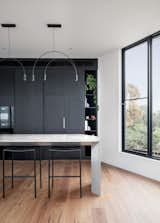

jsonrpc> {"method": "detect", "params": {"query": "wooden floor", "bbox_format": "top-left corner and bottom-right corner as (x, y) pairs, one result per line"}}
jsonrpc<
(0, 160), (160, 223)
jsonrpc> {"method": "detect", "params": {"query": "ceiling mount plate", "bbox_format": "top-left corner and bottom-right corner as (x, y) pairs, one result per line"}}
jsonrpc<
(47, 24), (62, 28)
(1, 24), (16, 28)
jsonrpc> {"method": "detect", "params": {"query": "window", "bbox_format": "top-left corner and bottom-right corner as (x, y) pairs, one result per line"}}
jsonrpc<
(122, 31), (160, 160)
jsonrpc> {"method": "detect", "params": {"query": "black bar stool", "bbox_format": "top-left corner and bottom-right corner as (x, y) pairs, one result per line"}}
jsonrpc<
(48, 146), (82, 198)
(2, 148), (37, 199)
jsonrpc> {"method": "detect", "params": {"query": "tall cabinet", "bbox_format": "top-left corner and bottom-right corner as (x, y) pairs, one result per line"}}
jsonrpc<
(0, 67), (14, 106)
(14, 67), (43, 133)
(44, 66), (85, 133)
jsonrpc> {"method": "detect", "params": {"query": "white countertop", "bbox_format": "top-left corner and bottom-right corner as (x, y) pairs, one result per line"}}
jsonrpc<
(0, 134), (99, 147)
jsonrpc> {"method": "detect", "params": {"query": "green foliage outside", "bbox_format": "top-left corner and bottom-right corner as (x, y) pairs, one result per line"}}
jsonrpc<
(126, 84), (160, 156)
(152, 111), (160, 153)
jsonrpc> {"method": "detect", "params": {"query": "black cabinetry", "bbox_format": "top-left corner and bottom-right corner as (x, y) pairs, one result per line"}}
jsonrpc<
(14, 67), (43, 133)
(44, 66), (85, 133)
(0, 59), (98, 159)
(0, 67), (14, 106)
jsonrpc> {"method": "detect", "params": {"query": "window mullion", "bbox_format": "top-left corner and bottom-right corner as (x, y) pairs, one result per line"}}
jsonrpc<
(147, 38), (152, 157)
(122, 49), (126, 152)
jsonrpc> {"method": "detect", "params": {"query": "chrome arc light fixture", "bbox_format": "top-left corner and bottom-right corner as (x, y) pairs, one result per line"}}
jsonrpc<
(0, 24), (27, 81)
(32, 24), (79, 82)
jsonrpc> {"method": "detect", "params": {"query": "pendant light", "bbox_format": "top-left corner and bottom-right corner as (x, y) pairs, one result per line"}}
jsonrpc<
(32, 24), (78, 82)
(0, 24), (27, 81)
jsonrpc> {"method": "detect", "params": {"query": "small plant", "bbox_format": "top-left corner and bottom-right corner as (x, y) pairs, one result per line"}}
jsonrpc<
(86, 73), (96, 105)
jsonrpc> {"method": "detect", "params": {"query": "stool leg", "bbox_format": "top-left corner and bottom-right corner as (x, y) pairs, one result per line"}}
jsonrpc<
(48, 151), (51, 198)
(39, 148), (42, 189)
(34, 150), (37, 199)
(79, 149), (82, 198)
(2, 150), (5, 198)
(11, 152), (14, 189)
(51, 157), (54, 189)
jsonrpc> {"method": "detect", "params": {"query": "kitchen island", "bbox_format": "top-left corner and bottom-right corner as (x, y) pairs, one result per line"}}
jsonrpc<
(0, 134), (101, 195)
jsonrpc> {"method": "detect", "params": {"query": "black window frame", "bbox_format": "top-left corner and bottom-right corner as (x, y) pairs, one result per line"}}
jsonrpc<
(122, 30), (160, 160)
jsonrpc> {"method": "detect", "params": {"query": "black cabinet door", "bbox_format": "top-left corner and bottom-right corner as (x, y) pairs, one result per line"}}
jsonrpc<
(44, 95), (65, 133)
(65, 96), (84, 133)
(0, 67), (14, 106)
(44, 65), (85, 133)
(14, 67), (43, 133)
(44, 66), (65, 133)
(64, 66), (85, 133)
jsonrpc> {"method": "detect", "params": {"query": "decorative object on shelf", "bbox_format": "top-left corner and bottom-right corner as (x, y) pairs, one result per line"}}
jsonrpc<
(85, 97), (90, 108)
(32, 24), (78, 82)
(88, 126), (91, 131)
(85, 120), (89, 131)
(85, 115), (96, 121)
(0, 24), (27, 81)
(91, 115), (96, 121)
(86, 116), (89, 120)
(86, 73), (97, 105)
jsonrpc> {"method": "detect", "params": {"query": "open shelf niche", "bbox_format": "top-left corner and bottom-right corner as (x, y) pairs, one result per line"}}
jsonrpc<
(85, 70), (98, 157)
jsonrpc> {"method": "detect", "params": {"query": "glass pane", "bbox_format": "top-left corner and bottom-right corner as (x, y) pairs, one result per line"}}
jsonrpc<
(125, 99), (147, 154)
(152, 36), (160, 158)
(125, 42), (148, 99)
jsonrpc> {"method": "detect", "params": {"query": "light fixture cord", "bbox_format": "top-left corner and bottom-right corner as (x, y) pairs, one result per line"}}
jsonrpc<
(52, 28), (56, 50)
(7, 27), (11, 57)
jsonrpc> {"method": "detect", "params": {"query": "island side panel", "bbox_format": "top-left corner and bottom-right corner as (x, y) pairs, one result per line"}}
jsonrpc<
(91, 143), (101, 195)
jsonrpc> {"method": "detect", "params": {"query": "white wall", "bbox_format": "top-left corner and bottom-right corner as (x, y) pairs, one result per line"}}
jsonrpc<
(98, 49), (160, 181)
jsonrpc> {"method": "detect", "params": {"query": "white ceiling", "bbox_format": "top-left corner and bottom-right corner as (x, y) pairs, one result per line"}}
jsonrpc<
(0, 0), (160, 58)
